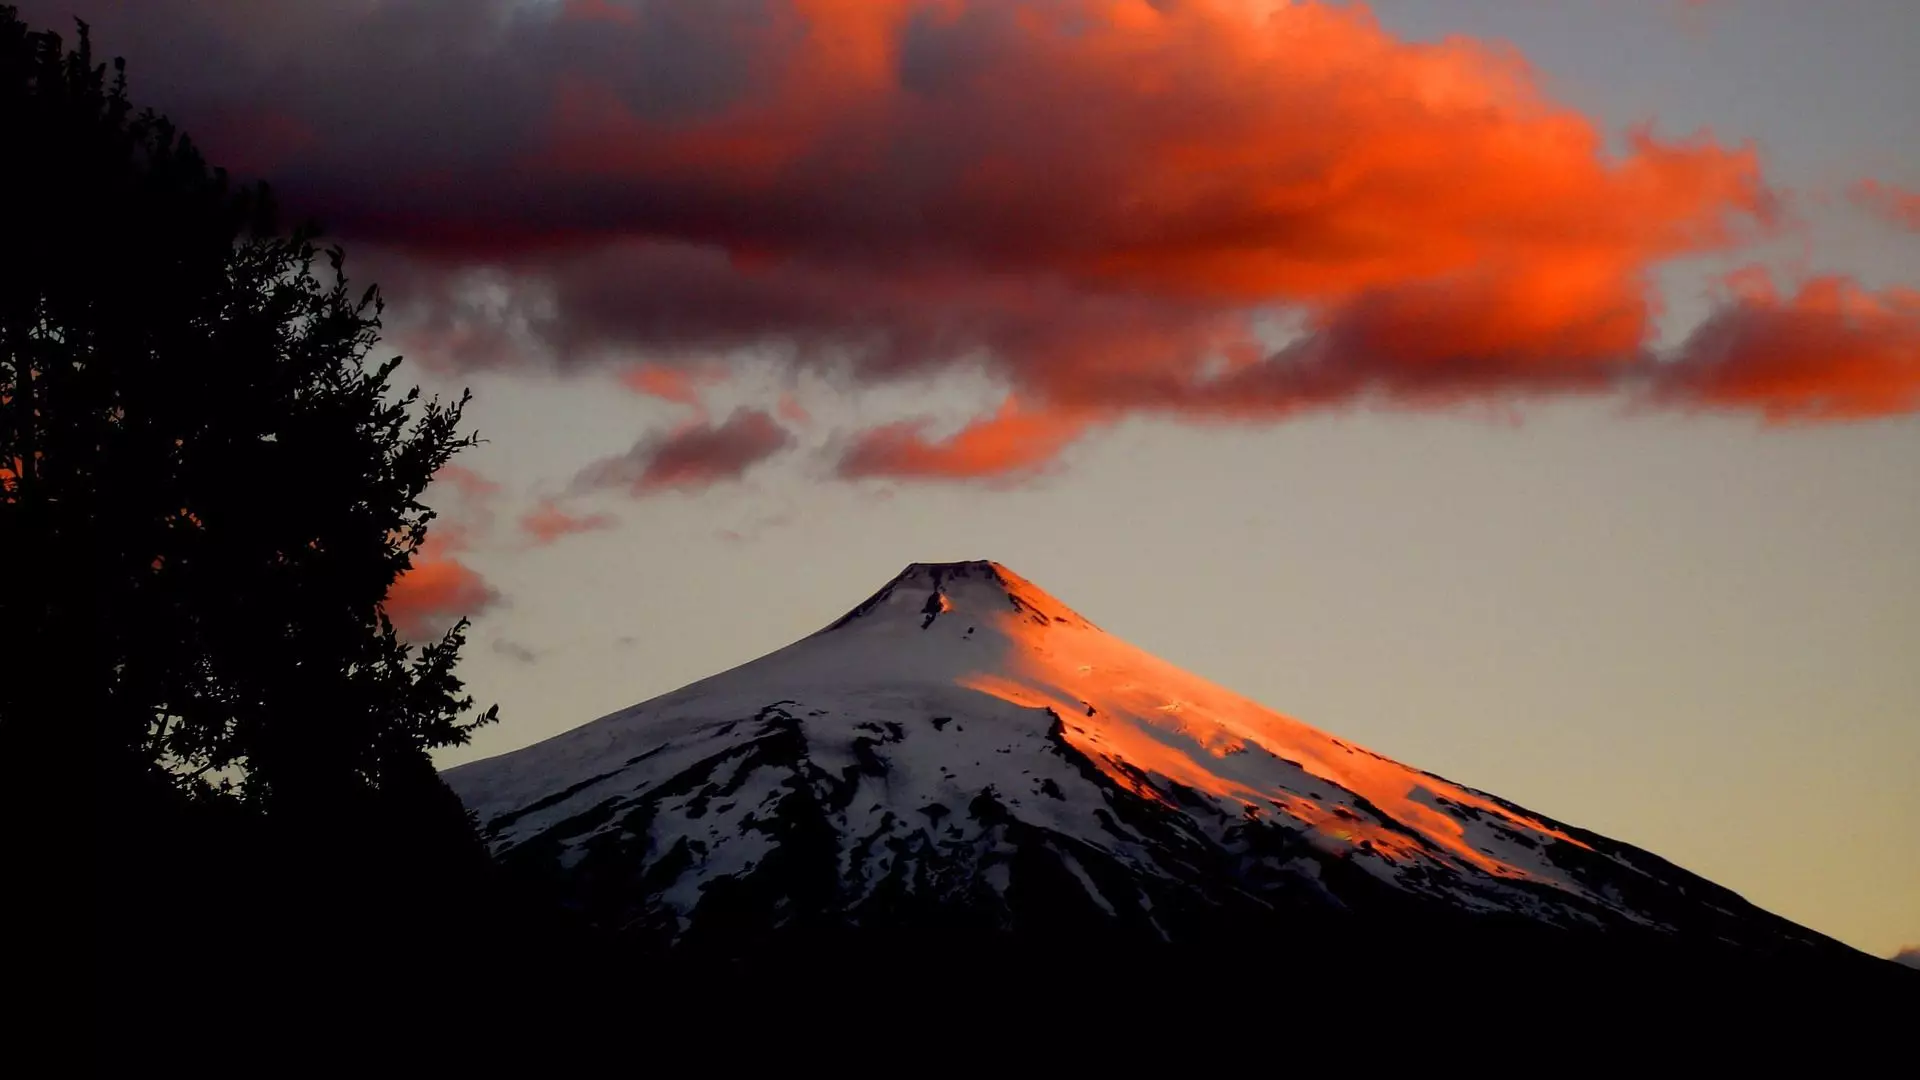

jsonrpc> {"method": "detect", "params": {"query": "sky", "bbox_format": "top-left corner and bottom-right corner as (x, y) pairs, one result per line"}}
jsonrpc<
(24, 0), (1916, 957)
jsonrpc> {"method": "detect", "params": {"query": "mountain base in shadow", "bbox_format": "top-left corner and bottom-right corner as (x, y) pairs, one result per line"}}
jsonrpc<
(97, 852), (1918, 1067)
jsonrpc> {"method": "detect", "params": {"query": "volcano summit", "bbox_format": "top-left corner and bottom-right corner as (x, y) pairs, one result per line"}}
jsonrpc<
(447, 561), (1875, 981)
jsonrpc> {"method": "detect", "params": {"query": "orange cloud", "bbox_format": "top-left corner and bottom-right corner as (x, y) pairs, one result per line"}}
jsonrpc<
(1654, 271), (1920, 421)
(1894, 946), (1920, 969)
(619, 364), (707, 406)
(533, 4), (1768, 298)
(84, 0), (1914, 483)
(777, 391), (811, 426)
(839, 397), (1092, 481)
(1849, 179), (1920, 233)
(576, 407), (795, 494)
(519, 499), (617, 545)
(382, 535), (500, 639)
(513, 0), (1780, 470)
(380, 462), (505, 637)
(434, 463), (501, 499)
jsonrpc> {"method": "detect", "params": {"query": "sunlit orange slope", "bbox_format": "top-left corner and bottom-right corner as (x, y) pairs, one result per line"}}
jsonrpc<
(951, 563), (1592, 879)
(809, 561), (1593, 892)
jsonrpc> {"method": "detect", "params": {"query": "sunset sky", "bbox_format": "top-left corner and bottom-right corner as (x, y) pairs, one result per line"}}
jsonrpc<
(29, 0), (1915, 958)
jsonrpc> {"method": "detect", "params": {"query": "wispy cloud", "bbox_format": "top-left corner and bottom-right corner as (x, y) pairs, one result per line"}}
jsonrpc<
(1849, 178), (1920, 233)
(619, 363), (710, 406)
(576, 408), (794, 494)
(839, 397), (1091, 482)
(491, 638), (540, 664)
(519, 499), (617, 545)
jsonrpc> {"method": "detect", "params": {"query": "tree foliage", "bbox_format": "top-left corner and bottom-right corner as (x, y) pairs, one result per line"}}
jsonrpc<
(0, 7), (495, 828)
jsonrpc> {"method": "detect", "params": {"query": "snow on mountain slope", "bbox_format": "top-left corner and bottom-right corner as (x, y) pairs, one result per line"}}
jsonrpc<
(444, 561), (1835, 951)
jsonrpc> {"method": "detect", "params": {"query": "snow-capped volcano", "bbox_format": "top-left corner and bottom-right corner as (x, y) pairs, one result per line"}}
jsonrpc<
(445, 561), (1837, 953)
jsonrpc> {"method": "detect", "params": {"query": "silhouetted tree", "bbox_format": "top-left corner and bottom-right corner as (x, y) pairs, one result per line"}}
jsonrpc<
(1, 9), (501, 1022)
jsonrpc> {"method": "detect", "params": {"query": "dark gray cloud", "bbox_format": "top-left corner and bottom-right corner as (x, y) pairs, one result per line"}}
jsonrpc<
(574, 408), (794, 494)
(491, 638), (540, 664)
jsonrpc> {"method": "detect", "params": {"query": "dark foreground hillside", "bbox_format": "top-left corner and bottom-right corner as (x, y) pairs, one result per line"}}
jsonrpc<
(96, 822), (1916, 1067)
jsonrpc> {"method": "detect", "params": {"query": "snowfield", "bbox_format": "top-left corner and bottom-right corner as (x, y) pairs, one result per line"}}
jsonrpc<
(445, 561), (1836, 951)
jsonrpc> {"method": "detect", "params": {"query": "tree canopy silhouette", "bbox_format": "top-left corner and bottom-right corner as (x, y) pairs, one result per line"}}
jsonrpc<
(2, 7), (495, 861)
